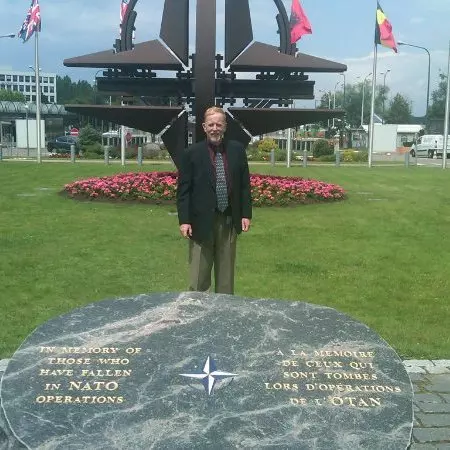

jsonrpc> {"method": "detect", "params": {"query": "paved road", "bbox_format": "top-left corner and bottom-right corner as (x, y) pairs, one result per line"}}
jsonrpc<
(1, 147), (449, 168)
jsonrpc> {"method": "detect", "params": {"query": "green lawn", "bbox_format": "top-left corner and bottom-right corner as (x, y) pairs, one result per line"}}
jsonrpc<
(1, 161), (449, 360)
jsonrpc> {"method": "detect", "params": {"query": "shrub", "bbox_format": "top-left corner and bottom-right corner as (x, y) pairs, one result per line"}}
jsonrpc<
(312, 139), (334, 158)
(83, 151), (102, 160)
(342, 150), (368, 163)
(317, 154), (336, 162)
(274, 148), (287, 161)
(108, 146), (137, 159)
(82, 143), (103, 156)
(353, 150), (368, 162)
(105, 144), (169, 160)
(142, 143), (169, 159)
(108, 146), (120, 159)
(78, 124), (101, 151)
(257, 138), (279, 153)
(246, 145), (263, 161)
(342, 150), (355, 162)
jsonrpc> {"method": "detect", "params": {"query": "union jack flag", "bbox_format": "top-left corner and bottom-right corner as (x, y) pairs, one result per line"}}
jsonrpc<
(18, 0), (41, 43)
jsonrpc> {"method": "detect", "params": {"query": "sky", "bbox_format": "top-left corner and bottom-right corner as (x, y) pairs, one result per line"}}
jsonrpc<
(0, 0), (449, 116)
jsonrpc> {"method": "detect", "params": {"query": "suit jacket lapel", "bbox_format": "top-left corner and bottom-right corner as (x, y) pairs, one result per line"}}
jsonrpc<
(225, 141), (237, 189)
(202, 140), (215, 189)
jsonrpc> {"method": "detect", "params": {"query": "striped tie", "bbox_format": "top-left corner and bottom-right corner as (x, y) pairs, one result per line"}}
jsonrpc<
(215, 151), (228, 212)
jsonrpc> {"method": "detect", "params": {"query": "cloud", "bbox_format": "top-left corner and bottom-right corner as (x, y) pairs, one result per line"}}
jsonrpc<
(409, 17), (424, 25)
(2, 0), (447, 117)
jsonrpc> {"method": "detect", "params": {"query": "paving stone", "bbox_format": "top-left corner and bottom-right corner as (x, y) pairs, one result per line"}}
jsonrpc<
(405, 360), (433, 366)
(404, 361), (430, 374)
(409, 444), (450, 450)
(432, 360), (450, 368)
(428, 366), (450, 375)
(414, 402), (450, 413)
(414, 393), (446, 403)
(413, 427), (450, 443)
(415, 413), (450, 427)
(409, 373), (428, 383)
(427, 375), (450, 393)
(407, 366), (428, 374)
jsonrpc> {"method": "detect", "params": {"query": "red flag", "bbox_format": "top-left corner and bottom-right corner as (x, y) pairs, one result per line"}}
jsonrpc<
(375, 2), (397, 53)
(290, 0), (312, 44)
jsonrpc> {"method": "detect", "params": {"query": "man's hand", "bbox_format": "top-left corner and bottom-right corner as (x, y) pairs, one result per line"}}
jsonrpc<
(180, 224), (192, 238)
(242, 218), (251, 232)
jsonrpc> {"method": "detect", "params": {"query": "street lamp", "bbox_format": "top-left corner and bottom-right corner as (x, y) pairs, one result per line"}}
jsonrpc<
(339, 73), (346, 108)
(332, 81), (343, 128)
(358, 73), (372, 127)
(318, 89), (332, 108)
(380, 69), (391, 123)
(28, 65), (42, 162)
(319, 89), (332, 128)
(0, 33), (15, 39)
(398, 41), (431, 119)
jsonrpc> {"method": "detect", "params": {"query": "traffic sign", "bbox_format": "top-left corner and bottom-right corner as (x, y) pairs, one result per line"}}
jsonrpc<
(69, 128), (79, 136)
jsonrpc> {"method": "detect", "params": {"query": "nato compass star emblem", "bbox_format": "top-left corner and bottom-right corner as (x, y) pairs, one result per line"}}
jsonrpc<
(180, 356), (238, 396)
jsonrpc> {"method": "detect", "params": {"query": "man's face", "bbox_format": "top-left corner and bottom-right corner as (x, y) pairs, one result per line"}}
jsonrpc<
(202, 112), (226, 145)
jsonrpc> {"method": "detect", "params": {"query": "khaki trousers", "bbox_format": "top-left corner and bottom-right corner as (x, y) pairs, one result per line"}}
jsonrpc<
(189, 212), (237, 294)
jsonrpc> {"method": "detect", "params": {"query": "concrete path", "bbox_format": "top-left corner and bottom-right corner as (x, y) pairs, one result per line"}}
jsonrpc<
(1, 359), (449, 448)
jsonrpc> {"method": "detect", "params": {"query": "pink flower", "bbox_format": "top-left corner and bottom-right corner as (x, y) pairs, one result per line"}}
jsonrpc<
(64, 171), (345, 206)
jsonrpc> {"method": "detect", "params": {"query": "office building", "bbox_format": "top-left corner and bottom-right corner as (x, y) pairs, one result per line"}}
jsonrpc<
(0, 69), (57, 103)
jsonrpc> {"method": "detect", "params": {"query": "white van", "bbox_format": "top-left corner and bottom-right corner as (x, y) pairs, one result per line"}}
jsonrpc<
(410, 135), (450, 158)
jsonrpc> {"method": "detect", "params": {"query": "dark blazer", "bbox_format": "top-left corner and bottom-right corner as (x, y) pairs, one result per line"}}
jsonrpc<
(177, 139), (252, 243)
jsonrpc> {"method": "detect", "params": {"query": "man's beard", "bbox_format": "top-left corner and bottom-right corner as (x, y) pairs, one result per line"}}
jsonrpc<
(208, 134), (223, 144)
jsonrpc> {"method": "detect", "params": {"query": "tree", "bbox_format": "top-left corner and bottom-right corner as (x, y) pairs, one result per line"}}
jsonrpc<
(78, 124), (101, 147)
(318, 83), (389, 128)
(385, 94), (412, 124)
(429, 73), (447, 118)
(0, 89), (26, 102)
(257, 137), (278, 153)
(78, 124), (102, 155)
(56, 75), (96, 104)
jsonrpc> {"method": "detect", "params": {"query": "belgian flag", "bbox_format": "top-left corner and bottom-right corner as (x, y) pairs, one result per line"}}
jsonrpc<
(375, 2), (397, 53)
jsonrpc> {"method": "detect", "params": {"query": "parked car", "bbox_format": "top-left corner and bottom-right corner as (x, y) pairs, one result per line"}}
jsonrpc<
(47, 136), (79, 153)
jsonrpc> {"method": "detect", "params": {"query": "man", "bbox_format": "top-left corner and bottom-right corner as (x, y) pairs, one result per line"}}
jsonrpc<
(177, 106), (252, 294)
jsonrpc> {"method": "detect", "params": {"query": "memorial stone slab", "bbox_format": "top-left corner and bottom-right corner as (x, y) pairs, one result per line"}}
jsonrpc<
(0, 406), (25, 450)
(0, 362), (25, 450)
(0, 292), (413, 449)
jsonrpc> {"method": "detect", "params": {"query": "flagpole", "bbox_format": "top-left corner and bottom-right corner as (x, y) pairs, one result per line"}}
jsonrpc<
(368, 44), (378, 168)
(443, 40), (450, 170)
(35, 29), (42, 163)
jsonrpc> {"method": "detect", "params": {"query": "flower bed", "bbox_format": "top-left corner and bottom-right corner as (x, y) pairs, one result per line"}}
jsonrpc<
(64, 172), (345, 206)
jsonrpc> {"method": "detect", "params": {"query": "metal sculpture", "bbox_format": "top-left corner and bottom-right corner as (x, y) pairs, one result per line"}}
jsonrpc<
(64, 0), (346, 167)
